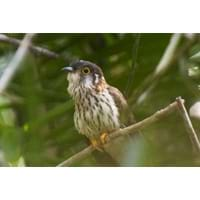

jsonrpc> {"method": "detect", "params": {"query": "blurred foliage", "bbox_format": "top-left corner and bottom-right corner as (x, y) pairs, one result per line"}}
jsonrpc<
(0, 33), (200, 166)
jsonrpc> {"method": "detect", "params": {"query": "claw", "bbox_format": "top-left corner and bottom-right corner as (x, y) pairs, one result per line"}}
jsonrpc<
(90, 138), (103, 152)
(100, 132), (109, 144)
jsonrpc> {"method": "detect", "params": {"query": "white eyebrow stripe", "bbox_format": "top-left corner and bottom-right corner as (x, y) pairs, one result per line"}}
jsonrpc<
(94, 73), (99, 84)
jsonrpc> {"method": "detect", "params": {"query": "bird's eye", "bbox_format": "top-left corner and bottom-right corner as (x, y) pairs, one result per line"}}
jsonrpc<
(82, 67), (90, 74)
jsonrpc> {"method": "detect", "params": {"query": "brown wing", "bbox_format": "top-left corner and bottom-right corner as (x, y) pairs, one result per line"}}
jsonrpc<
(107, 85), (135, 126)
(105, 85), (136, 163)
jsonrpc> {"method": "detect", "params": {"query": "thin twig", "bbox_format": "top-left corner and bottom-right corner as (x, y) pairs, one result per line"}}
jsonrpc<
(176, 97), (200, 152)
(0, 34), (59, 59)
(125, 34), (140, 97)
(0, 33), (35, 93)
(57, 98), (180, 167)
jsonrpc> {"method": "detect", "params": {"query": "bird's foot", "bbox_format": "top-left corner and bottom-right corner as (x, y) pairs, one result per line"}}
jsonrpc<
(90, 139), (103, 152)
(100, 132), (110, 144)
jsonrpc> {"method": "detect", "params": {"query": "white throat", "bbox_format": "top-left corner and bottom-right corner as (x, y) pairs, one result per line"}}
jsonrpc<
(67, 73), (94, 98)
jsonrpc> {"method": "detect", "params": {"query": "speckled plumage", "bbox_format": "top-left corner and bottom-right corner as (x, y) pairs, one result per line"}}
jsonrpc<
(65, 60), (133, 141)
(73, 84), (120, 139)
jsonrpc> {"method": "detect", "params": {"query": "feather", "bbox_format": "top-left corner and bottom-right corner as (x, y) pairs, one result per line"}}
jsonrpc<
(107, 85), (135, 126)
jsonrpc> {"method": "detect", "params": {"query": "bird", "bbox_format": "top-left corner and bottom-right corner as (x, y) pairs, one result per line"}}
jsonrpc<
(63, 60), (135, 163)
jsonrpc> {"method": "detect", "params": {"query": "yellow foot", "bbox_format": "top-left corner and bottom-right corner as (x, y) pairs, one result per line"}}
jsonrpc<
(90, 139), (103, 152)
(100, 132), (110, 144)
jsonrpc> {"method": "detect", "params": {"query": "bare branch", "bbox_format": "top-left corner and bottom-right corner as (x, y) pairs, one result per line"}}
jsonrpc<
(130, 33), (182, 105)
(57, 98), (181, 167)
(0, 34), (59, 59)
(154, 33), (182, 76)
(0, 33), (35, 93)
(57, 146), (94, 167)
(176, 97), (200, 152)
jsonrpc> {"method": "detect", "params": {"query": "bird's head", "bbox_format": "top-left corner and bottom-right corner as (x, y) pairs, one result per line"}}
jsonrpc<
(63, 60), (106, 96)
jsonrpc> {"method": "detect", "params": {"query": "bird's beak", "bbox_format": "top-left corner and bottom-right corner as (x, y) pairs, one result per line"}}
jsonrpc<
(62, 66), (74, 72)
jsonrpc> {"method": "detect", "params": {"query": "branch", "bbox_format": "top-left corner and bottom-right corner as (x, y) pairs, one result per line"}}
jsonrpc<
(0, 33), (35, 93)
(0, 34), (59, 59)
(57, 98), (183, 167)
(130, 34), (198, 106)
(130, 33), (182, 105)
(154, 33), (182, 76)
(176, 97), (200, 152)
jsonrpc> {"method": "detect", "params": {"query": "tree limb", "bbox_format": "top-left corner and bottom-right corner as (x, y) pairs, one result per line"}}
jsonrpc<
(0, 33), (35, 93)
(130, 33), (182, 105)
(130, 34), (198, 106)
(57, 97), (188, 167)
(0, 34), (59, 59)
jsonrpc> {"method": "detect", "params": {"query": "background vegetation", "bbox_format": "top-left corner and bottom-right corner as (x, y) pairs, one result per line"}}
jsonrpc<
(0, 33), (200, 166)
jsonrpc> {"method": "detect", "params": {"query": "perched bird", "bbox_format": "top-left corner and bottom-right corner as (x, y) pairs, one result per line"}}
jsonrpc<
(63, 60), (134, 163)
